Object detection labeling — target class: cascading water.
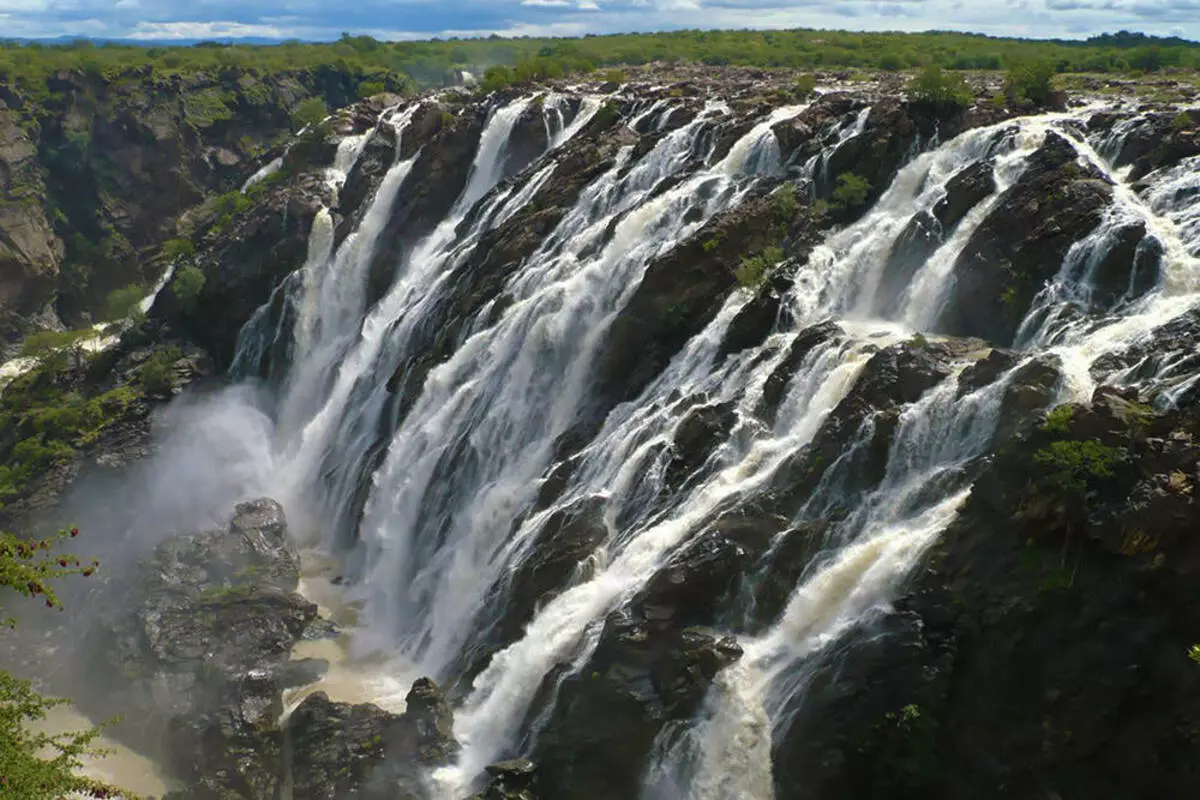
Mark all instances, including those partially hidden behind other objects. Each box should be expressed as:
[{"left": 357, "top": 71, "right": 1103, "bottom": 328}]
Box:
[{"left": 204, "top": 80, "right": 1200, "bottom": 800}]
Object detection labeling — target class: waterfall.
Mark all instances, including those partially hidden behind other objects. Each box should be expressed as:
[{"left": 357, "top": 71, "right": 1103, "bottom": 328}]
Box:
[{"left": 207, "top": 82, "right": 1200, "bottom": 799}]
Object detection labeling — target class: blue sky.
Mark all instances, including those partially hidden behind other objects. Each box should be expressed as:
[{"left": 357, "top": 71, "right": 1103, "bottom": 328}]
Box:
[{"left": 1, "top": 1, "right": 1198, "bottom": 42}]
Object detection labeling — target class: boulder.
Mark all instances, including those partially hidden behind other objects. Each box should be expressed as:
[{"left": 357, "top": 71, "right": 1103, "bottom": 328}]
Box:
[{"left": 938, "top": 132, "right": 1113, "bottom": 345}]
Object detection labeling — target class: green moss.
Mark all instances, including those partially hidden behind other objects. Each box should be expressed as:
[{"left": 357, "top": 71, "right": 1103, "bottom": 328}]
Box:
[
  {"left": 1033, "top": 439, "right": 1122, "bottom": 495},
  {"left": 182, "top": 87, "right": 234, "bottom": 128}
]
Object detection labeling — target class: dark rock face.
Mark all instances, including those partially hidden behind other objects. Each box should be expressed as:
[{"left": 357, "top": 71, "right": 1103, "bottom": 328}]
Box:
[
  {"left": 871, "top": 159, "right": 998, "bottom": 316},
  {"left": 771, "top": 393, "right": 1200, "bottom": 800},
  {"left": 533, "top": 626, "right": 742, "bottom": 800},
  {"left": 286, "top": 679, "right": 458, "bottom": 800},
  {"left": 938, "top": 132, "right": 1114, "bottom": 345},
  {"left": 84, "top": 498, "right": 459, "bottom": 799}
]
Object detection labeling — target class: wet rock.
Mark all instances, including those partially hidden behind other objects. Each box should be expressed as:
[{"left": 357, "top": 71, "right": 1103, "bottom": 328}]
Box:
[
  {"left": 533, "top": 626, "right": 742, "bottom": 800},
  {"left": 756, "top": 320, "right": 844, "bottom": 425},
  {"left": 497, "top": 496, "right": 608, "bottom": 645},
  {"left": 1087, "top": 221, "right": 1163, "bottom": 309},
  {"left": 471, "top": 759, "right": 540, "bottom": 800},
  {"left": 664, "top": 400, "right": 738, "bottom": 491},
  {"left": 939, "top": 132, "right": 1113, "bottom": 345},
  {"left": 287, "top": 678, "right": 459, "bottom": 800}
]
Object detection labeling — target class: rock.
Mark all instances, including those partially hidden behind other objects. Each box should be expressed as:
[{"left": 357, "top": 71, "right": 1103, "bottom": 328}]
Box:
[
  {"left": 663, "top": 400, "right": 738, "bottom": 492},
  {"left": 938, "top": 132, "right": 1113, "bottom": 345},
  {"left": 533, "top": 625, "right": 742, "bottom": 800},
  {"left": 757, "top": 320, "right": 844, "bottom": 425},
  {"left": 471, "top": 759, "right": 539, "bottom": 800},
  {"left": 287, "top": 678, "right": 459, "bottom": 800}
]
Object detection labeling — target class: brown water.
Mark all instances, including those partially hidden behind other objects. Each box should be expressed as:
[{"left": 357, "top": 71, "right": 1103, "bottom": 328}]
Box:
[{"left": 32, "top": 706, "right": 178, "bottom": 799}]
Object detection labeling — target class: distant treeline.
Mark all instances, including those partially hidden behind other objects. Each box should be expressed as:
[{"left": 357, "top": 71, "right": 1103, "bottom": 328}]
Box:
[{"left": 1, "top": 28, "right": 1197, "bottom": 96}]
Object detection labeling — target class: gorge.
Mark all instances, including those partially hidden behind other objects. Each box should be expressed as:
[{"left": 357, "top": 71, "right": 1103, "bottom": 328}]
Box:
[{"left": 2, "top": 61, "right": 1199, "bottom": 800}]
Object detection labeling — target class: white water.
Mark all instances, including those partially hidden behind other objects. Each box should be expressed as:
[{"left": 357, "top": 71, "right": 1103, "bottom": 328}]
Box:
[{"left": 193, "top": 88, "right": 1200, "bottom": 799}]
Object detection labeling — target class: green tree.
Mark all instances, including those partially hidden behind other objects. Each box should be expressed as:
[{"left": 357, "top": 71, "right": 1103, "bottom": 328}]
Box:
[
  {"left": 1005, "top": 60, "right": 1056, "bottom": 106},
  {"left": 291, "top": 96, "right": 328, "bottom": 129},
  {"left": 906, "top": 64, "right": 972, "bottom": 111},
  {"left": 1, "top": 527, "right": 130, "bottom": 799},
  {"left": 172, "top": 266, "right": 206, "bottom": 310}
]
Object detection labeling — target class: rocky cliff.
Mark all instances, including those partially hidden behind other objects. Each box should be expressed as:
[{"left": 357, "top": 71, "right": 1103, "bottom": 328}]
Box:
[{"left": 3, "top": 64, "right": 1200, "bottom": 800}]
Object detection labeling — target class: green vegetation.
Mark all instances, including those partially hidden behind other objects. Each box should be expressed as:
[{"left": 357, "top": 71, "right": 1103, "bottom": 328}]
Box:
[
  {"left": 291, "top": 96, "right": 329, "bottom": 129},
  {"left": 172, "top": 266, "right": 207, "bottom": 311},
  {"left": 136, "top": 348, "right": 182, "bottom": 396},
  {"left": 0, "top": 360, "right": 142, "bottom": 505},
  {"left": 907, "top": 65, "right": 973, "bottom": 111},
  {"left": 1041, "top": 405, "right": 1075, "bottom": 435},
  {"left": 163, "top": 238, "right": 196, "bottom": 262},
  {"left": 857, "top": 703, "right": 940, "bottom": 795},
  {"left": 772, "top": 183, "right": 799, "bottom": 220},
  {"left": 793, "top": 74, "right": 818, "bottom": 100},
  {"left": 831, "top": 173, "right": 872, "bottom": 211},
  {"left": 1034, "top": 439, "right": 1122, "bottom": 495},
  {"left": 1, "top": 29, "right": 1195, "bottom": 104},
  {"left": 735, "top": 246, "right": 784, "bottom": 289},
  {"left": 1, "top": 527, "right": 126, "bottom": 800},
  {"left": 1190, "top": 645, "right": 1200, "bottom": 665},
  {"left": 1005, "top": 60, "right": 1057, "bottom": 106},
  {"left": 103, "top": 284, "right": 145, "bottom": 322}
]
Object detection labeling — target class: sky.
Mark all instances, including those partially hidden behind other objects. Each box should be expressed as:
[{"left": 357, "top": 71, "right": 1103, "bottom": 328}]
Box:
[{"left": 1, "top": 0, "right": 1198, "bottom": 43}]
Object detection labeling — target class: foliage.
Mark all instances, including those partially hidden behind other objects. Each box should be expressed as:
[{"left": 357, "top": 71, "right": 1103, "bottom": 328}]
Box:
[
  {"left": 136, "top": 348, "right": 181, "bottom": 396},
  {"left": 735, "top": 246, "right": 784, "bottom": 289},
  {"left": 19, "top": 329, "right": 97, "bottom": 362},
  {"left": 1034, "top": 439, "right": 1122, "bottom": 495},
  {"left": 906, "top": 65, "right": 973, "bottom": 111},
  {"left": 601, "top": 68, "right": 627, "bottom": 83},
  {"left": 357, "top": 80, "right": 386, "bottom": 99},
  {"left": 163, "top": 238, "right": 196, "bottom": 261},
  {"left": 1190, "top": 645, "right": 1200, "bottom": 665},
  {"left": 831, "top": 172, "right": 872, "bottom": 211},
  {"left": 772, "top": 183, "right": 799, "bottom": 220},
  {"left": 291, "top": 96, "right": 329, "bottom": 129},
  {"left": 1041, "top": 405, "right": 1075, "bottom": 435},
  {"left": 794, "top": 74, "right": 818, "bottom": 99},
  {"left": 0, "top": 362, "right": 142, "bottom": 504},
  {"left": 0, "top": 527, "right": 129, "bottom": 800},
  {"left": 172, "top": 266, "right": 206, "bottom": 310},
  {"left": 103, "top": 284, "right": 145, "bottom": 322},
  {"left": 1005, "top": 60, "right": 1057, "bottom": 106}
]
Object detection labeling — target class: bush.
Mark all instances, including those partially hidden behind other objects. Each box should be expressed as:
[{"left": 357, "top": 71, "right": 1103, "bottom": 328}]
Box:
[
  {"left": 772, "top": 183, "right": 799, "bottom": 219},
  {"left": 1034, "top": 439, "right": 1122, "bottom": 495},
  {"left": 1, "top": 527, "right": 125, "bottom": 799},
  {"left": 1004, "top": 60, "right": 1056, "bottom": 106},
  {"left": 137, "top": 349, "right": 181, "bottom": 395},
  {"left": 601, "top": 68, "right": 627, "bottom": 83},
  {"left": 734, "top": 245, "right": 784, "bottom": 289},
  {"left": 357, "top": 80, "right": 386, "bottom": 98},
  {"left": 793, "top": 74, "right": 817, "bottom": 99},
  {"left": 172, "top": 266, "right": 206, "bottom": 310},
  {"left": 906, "top": 65, "right": 972, "bottom": 111},
  {"left": 291, "top": 96, "right": 328, "bottom": 129},
  {"left": 831, "top": 172, "right": 871, "bottom": 211},
  {"left": 163, "top": 238, "right": 195, "bottom": 261},
  {"left": 104, "top": 284, "right": 145, "bottom": 322}
]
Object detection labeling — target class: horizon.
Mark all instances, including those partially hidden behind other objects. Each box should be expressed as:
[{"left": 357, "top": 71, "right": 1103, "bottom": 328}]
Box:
[{"left": 2, "top": 1, "right": 1199, "bottom": 46}]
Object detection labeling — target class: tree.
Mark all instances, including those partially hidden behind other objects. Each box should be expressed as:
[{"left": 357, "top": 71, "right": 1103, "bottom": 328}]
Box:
[
  {"left": 906, "top": 64, "right": 972, "bottom": 112},
  {"left": 0, "top": 527, "right": 130, "bottom": 799},
  {"left": 1005, "top": 60, "right": 1056, "bottom": 106},
  {"left": 291, "top": 96, "right": 328, "bottom": 129},
  {"left": 172, "top": 266, "right": 206, "bottom": 311}
]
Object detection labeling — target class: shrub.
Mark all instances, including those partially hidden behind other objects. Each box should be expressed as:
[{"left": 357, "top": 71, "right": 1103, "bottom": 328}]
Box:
[
  {"left": 831, "top": 172, "right": 871, "bottom": 211},
  {"left": 734, "top": 246, "right": 784, "bottom": 289},
  {"left": 1034, "top": 439, "right": 1122, "bottom": 495},
  {"left": 137, "top": 349, "right": 181, "bottom": 395},
  {"left": 794, "top": 74, "right": 817, "bottom": 99},
  {"left": 104, "top": 284, "right": 145, "bottom": 322},
  {"left": 772, "top": 183, "right": 799, "bottom": 220},
  {"left": 600, "top": 68, "right": 627, "bottom": 84},
  {"left": 906, "top": 65, "right": 972, "bottom": 111},
  {"left": 163, "top": 238, "right": 195, "bottom": 261},
  {"left": 358, "top": 80, "right": 386, "bottom": 98},
  {"left": 172, "top": 266, "right": 206, "bottom": 310},
  {"left": 1005, "top": 60, "right": 1056, "bottom": 106},
  {"left": 291, "top": 96, "right": 328, "bottom": 129},
  {"left": 1041, "top": 405, "right": 1075, "bottom": 435}
]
